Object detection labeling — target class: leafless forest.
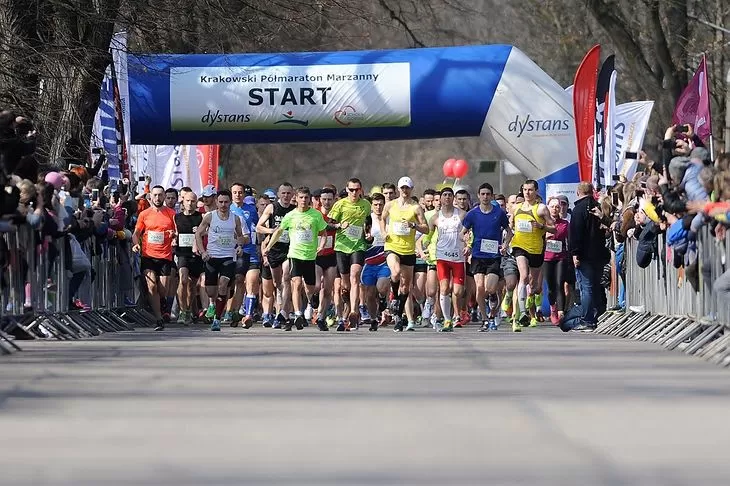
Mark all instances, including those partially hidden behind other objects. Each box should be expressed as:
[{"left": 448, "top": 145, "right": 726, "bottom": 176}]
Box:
[{"left": 1, "top": 0, "right": 728, "bottom": 191}]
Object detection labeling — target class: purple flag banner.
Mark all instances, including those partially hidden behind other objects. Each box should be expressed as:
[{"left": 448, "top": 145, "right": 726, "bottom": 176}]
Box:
[{"left": 673, "top": 56, "right": 711, "bottom": 141}]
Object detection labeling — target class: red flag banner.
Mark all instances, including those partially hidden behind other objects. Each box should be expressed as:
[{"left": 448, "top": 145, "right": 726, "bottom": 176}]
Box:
[
  {"left": 673, "top": 56, "right": 711, "bottom": 141},
  {"left": 197, "top": 145, "right": 220, "bottom": 188},
  {"left": 572, "top": 45, "right": 601, "bottom": 183}
]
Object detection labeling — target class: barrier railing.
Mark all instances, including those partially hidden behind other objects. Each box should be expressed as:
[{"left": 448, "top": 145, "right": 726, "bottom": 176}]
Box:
[
  {"left": 0, "top": 224, "right": 158, "bottom": 352},
  {"left": 598, "top": 223, "right": 730, "bottom": 366}
]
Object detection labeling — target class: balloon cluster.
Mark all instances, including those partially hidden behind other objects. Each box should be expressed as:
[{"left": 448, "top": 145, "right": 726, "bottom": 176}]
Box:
[{"left": 442, "top": 158, "right": 469, "bottom": 179}]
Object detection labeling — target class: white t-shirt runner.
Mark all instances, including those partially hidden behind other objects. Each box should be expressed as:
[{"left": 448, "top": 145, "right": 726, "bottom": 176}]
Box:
[
  {"left": 207, "top": 211, "right": 237, "bottom": 259},
  {"left": 435, "top": 210, "right": 464, "bottom": 262}
]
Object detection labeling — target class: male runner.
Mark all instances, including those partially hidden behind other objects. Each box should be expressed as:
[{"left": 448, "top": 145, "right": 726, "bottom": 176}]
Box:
[
  {"left": 175, "top": 190, "right": 204, "bottom": 325},
  {"left": 226, "top": 182, "right": 256, "bottom": 327},
  {"left": 264, "top": 186, "right": 327, "bottom": 331},
  {"left": 132, "top": 185, "right": 177, "bottom": 331},
  {"left": 462, "top": 183, "right": 512, "bottom": 332},
  {"left": 380, "top": 176, "right": 429, "bottom": 332},
  {"left": 314, "top": 187, "right": 339, "bottom": 331},
  {"left": 422, "top": 189, "right": 436, "bottom": 211},
  {"left": 510, "top": 179, "right": 556, "bottom": 331},
  {"left": 327, "top": 177, "right": 370, "bottom": 330},
  {"left": 195, "top": 190, "right": 247, "bottom": 331},
  {"left": 257, "top": 183, "right": 294, "bottom": 328},
  {"left": 454, "top": 188, "right": 476, "bottom": 325},
  {"left": 162, "top": 187, "right": 180, "bottom": 319},
  {"left": 164, "top": 188, "right": 179, "bottom": 210},
  {"left": 429, "top": 187, "right": 466, "bottom": 332},
  {"left": 199, "top": 185, "right": 217, "bottom": 213},
  {"left": 360, "top": 193, "right": 390, "bottom": 332},
  {"left": 381, "top": 183, "right": 396, "bottom": 202}
]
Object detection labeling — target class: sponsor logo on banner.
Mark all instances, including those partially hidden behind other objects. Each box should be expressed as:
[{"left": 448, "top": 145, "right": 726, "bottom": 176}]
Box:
[
  {"left": 169, "top": 63, "right": 411, "bottom": 131},
  {"left": 593, "top": 55, "right": 615, "bottom": 188},
  {"left": 507, "top": 115, "right": 570, "bottom": 138},
  {"left": 673, "top": 55, "right": 712, "bottom": 141},
  {"left": 614, "top": 101, "right": 654, "bottom": 179}
]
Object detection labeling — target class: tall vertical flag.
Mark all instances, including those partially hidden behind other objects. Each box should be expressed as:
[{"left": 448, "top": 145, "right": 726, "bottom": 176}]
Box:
[
  {"left": 604, "top": 70, "right": 618, "bottom": 185},
  {"left": 593, "top": 54, "right": 615, "bottom": 189},
  {"left": 197, "top": 145, "right": 220, "bottom": 188},
  {"left": 615, "top": 101, "right": 654, "bottom": 180},
  {"left": 673, "top": 55, "right": 712, "bottom": 141},
  {"left": 572, "top": 45, "right": 601, "bottom": 183}
]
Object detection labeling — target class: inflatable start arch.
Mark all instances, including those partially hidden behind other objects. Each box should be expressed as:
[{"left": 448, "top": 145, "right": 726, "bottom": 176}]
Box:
[{"left": 129, "top": 44, "right": 579, "bottom": 192}]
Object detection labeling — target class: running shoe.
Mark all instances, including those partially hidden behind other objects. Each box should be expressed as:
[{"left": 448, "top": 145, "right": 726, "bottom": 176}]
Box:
[
  {"left": 393, "top": 318, "right": 404, "bottom": 332},
  {"left": 210, "top": 319, "right": 221, "bottom": 332},
  {"left": 336, "top": 319, "right": 347, "bottom": 332},
  {"left": 405, "top": 321, "right": 416, "bottom": 332},
  {"left": 529, "top": 317, "right": 539, "bottom": 328},
  {"left": 359, "top": 305, "right": 371, "bottom": 322},
  {"left": 317, "top": 319, "right": 329, "bottom": 332},
  {"left": 422, "top": 300, "right": 433, "bottom": 320},
  {"left": 242, "top": 315, "right": 254, "bottom": 329},
  {"left": 550, "top": 305, "right": 560, "bottom": 325},
  {"left": 536, "top": 309, "right": 545, "bottom": 323},
  {"left": 176, "top": 311, "right": 187, "bottom": 325},
  {"left": 325, "top": 315, "right": 336, "bottom": 329},
  {"left": 348, "top": 312, "right": 359, "bottom": 331},
  {"left": 512, "top": 318, "right": 522, "bottom": 333},
  {"left": 368, "top": 320, "right": 378, "bottom": 332},
  {"left": 478, "top": 320, "right": 490, "bottom": 332},
  {"left": 470, "top": 307, "right": 479, "bottom": 323},
  {"left": 154, "top": 320, "right": 165, "bottom": 332},
  {"left": 380, "top": 312, "right": 392, "bottom": 328},
  {"left": 222, "top": 311, "right": 235, "bottom": 327},
  {"left": 439, "top": 320, "right": 453, "bottom": 332},
  {"left": 519, "top": 313, "right": 530, "bottom": 327},
  {"left": 272, "top": 319, "right": 282, "bottom": 330},
  {"left": 490, "top": 316, "right": 500, "bottom": 331},
  {"left": 262, "top": 313, "right": 273, "bottom": 328},
  {"left": 284, "top": 319, "right": 293, "bottom": 331},
  {"left": 304, "top": 305, "right": 313, "bottom": 321},
  {"left": 204, "top": 303, "right": 216, "bottom": 321},
  {"left": 294, "top": 314, "right": 306, "bottom": 330}
]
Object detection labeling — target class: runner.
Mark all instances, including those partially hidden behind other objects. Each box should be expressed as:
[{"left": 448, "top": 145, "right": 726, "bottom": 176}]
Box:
[
  {"left": 132, "top": 185, "right": 177, "bottom": 331},
  {"left": 381, "top": 183, "right": 396, "bottom": 202},
  {"left": 423, "top": 195, "right": 442, "bottom": 329},
  {"left": 256, "top": 183, "right": 294, "bottom": 329},
  {"left": 314, "top": 187, "right": 339, "bottom": 331},
  {"left": 195, "top": 190, "right": 247, "bottom": 331},
  {"left": 543, "top": 196, "right": 571, "bottom": 325},
  {"left": 510, "top": 179, "right": 556, "bottom": 332},
  {"left": 454, "top": 187, "right": 476, "bottom": 325},
  {"left": 174, "top": 190, "right": 204, "bottom": 325},
  {"left": 461, "top": 183, "right": 512, "bottom": 332},
  {"left": 422, "top": 189, "right": 436, "bottom": 211},
  {"left": 429, "top": 187, "right": 467, "bottom": 332},
  {"left": 380, "top": 176, "right": 429, "bottom": 332},
  {"left": 164, "top": 188, "right": 178, "bottom": 210},
  {"left": 360, "top": 193, "right": 390, "bottom": 332},
  {"left": 199, "top": 185, "right": 217, "bottom": 213},
  {"left": 327, "top": 177, "right": 371, "bottom": 331},
  {"left": 226, "top": 182, "right": 255, "bottom": 327},
  {"left": 263, "top": 186, "right": 327, "bottom": 331}
]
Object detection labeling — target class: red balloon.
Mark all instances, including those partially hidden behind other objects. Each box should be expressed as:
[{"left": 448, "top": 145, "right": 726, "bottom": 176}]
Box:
[
  {"left": 442, "top": 158, "right": 456, "bottom": 178},
  {"left": 452, "top": 159, "right": 469, "bottom": 178}
]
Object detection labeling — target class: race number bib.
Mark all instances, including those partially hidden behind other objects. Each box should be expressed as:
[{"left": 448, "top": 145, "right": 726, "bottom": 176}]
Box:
[
  {"left": 546, "top": 239, "right": 563, "bottom": 253},
  {"left": 147, "top": 231, "right": 165, "bottom": 245},
  {"left": 344, "top": 225, "right": 363, "bottom": 239},
  {"left": 373, "top": 233, "right": 385, "bottom": 246},
  {"left": 293, "top": 229, "right": 313, "bottom": 244},
  {"left": 324, "top": 235, "right": 334, "bottom": 249},
  {"left": 278, "top": 230, "right": 290, "bottom": 244},
  {"left": 480, "top": 239, "right": 499, "bottom": 254},
  {"left": 218, "top": 235, "right": 234, "bottom": 248},
  {"left": 516, "top": 219, "right": 533, "bottom": 233},
  {"left": 392, "top": 221, "right": 411, "bottom": 236},
  {"left": 436, "top": 248, "right": 461, "bottom": 261},
  {"left": 178, "top": 234, "right": 194, "bottom": 248}
]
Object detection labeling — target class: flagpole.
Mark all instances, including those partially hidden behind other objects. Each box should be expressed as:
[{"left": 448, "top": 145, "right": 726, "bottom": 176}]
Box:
[{"left": 704, "top": 55, "right": 716, "bottom": 161}]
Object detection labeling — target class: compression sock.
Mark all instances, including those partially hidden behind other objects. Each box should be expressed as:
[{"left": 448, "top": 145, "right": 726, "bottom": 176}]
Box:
[
  {"left": 517, "top": 283, "right": 527, "bottom": 314},
  {"left": 440, "top": 294, "right": 452, "bottom": 321}
]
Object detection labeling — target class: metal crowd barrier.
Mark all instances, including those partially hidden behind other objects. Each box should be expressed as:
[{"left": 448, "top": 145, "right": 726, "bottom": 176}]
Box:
[
  {"left": 0, "top": 224, "right": 157, "bottom": 352},
  {"left": 598, "top": 224, "right": 730, "bottom": 367}
]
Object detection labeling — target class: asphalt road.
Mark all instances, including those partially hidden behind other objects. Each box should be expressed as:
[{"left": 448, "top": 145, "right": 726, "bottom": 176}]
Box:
[{"left": 1, "top": 323, "right": 729, "bottom": 485}]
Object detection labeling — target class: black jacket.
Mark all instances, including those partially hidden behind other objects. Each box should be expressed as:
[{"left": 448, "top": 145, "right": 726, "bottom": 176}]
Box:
[{"left": 570, "top": 196, "right": 610, "bottom": 264}]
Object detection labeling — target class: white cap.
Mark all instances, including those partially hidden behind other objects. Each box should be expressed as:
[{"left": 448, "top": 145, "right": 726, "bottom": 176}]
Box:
[
  {"left": 201, "top": 184, "right": 217, "bottom": 197},
  {"left": 397, "top": 176, "right": 414, "bottom": 189}
]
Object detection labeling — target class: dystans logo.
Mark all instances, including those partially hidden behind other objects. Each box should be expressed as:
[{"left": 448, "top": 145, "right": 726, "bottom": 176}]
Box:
[
  {"left": 334, "top": 105, "right": 365, "bottom": 126},
  {"left": 508, "top": 114, "right": 571, "bottom": 138},
  {"left": 275, "top": 110, "right": 309, "bottom": 127}
]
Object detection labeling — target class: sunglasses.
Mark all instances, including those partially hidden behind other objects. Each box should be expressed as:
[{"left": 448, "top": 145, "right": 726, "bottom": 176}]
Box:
[{"left": 347, "top": 187, "right": 360, "bottom": 192}]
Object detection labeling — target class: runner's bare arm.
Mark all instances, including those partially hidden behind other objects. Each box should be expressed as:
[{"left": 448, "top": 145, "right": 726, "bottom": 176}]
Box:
[
  {"left": 380, "top": 202, "right": 391, "bottom": 237},
  {"left": 538, "top": 204, "right": 557, "bottom": 234},
  {"left": 256, "top": 204, "right": 274, "bottom": 234},
  {"left": 263, "top": 227, "right": 283, "bottom": 254},
  {"left": 195, "top": 213, "right": 211, "bottom": 252},
  {"left": 234, "top": 216, "right": 249, "bottom": 246},
  {"left": 414, "top": 205, "right": 429, "bottom": 234}
]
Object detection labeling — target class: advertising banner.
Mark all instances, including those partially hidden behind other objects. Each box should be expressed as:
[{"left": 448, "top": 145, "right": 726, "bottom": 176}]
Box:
[
  {"left": 593, "top": 55, "right": 615, "bottom": 188},
  {"left": 615, "top": 101, "right": 654, "bottom": 179},
  {"left": 673, "top": 55, "right": 712, "bottom": 141},
  {"left": 572, "top": 45, "right": 600, "bottom": 183}
]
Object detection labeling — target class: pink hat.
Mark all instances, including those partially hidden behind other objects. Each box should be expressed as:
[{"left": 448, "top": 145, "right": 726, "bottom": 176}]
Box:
[{"left": 45, "top": 172, "right": 64, "bottom": 190}]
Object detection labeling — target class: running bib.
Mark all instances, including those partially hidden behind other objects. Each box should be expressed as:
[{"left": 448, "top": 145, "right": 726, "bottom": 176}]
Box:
[
  {"left": 480, "top": 239, "right": 499, "bottom": 254},
  {"left": 147, "top": 231, "right": 165, "bottom": 245},
  {"left": 218, "top": 235, "right": 234, "bottom": 247},
  {"left": 373, "top": 233, "right": 385, "bottom": 246},
  {"left": 392, "top": 221, "right": 411, "bottom": 236},
  {"left": 344, "top": 225, "right": 363, "bottom": 239},
  {"left": 279, "top": 230, "right": 290, "bottom": 244},
  {"left": 546, "top": 239, "right": 563, "bottom": 253},
  {"left": 516, "top": 220, "right": 533, "bottom": 233},
  {"left": 436, "top": 248, "right": 461, "bottom": 260},
  {"left": 178, "top": 234, "right": 194, "bottom": 248},
  {"left": 324, "top": 235, "right": 333, "bottom": 249},
  {"left": 293, "top": 229, "right": 313, "bottom": 244}
]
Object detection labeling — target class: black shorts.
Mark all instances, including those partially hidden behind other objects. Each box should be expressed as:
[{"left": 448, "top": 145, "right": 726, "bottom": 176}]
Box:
[
  {"left": 290, "top": 258, "right": 317, "bottom": 286},
  {"left": 414, "top": 263, "right": 428, "bottom": 274},
  {"left": 262, "top": 251, "right": 288, "bottom": 280},
  {"left": 386, "top": 251, "right": 416, "bottom": 267},
  {"left": 512, "top": 247, "right": 545, "bottom": 269},
  {"left": 176, "top": 254, "right": 204, "bottom": 278},
  {"left": 204, "top": 257, "right": 236, "bottom": 286},
  {"left": 465, "top": 261, "right": 474, "bottom": 278},
  {"left": 316, "top": 253, "right": 338, "bottom": 270},
  {"left": 428, "top": 264, "right": 437, "bottom": 272},
  {"left": 141, "top": 256, "right": 173, "bottom": 277},
  {"left": 471, "top": 257, "right": 502, "bottom": 277},
  {"left": 235, "top": 253, "right": 250, "bottom": 276},
  {"left": 336, "top": 251, "right": 365, "bottom": 275}
]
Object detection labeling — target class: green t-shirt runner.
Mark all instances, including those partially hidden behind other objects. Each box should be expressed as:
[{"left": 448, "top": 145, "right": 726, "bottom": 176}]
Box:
[
  {"left": 280, "top": 208, "right": 328, "bottom": 261},
  {"left": 328, "top": 197, "right": 371, "bottom": 253}
]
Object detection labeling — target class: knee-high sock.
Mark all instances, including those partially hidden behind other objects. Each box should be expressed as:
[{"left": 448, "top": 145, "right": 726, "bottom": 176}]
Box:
[
  {"left": 439, "top": 294, "right": 452, "bottom": 321},
  {"left": 517, "top": 283, "right": 527, "bottom": 313}
]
